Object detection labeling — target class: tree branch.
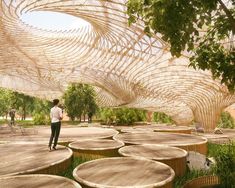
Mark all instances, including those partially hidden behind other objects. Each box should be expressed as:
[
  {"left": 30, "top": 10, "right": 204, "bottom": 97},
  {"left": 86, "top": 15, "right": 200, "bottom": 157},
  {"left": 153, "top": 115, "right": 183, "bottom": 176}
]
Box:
[{"left": 218, "top": 0, "right": 235, "bottom": 34}]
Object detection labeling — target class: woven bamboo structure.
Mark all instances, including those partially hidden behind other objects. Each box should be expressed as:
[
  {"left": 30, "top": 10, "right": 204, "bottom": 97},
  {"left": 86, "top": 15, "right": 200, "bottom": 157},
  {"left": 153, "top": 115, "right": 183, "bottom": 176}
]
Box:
[
  {"left": 73, "top": 157, "right": 175, "bottom": 188},
  {"left": 0, "top": 0, "right": 235, "bottom": 131},
  {"left": 0, "top": 143, "right": 73, "bottom": 177},
  {"left": 183, "top": 176, "right": 220, "bottom": 188},
  {"left": 69, "top": 139, "right": 124, "bottom": 159},
  {"left": 0, "top": 174, "right": 82, "bottom": 188},
  {"left": 119, "top": 144, "right": 188, "bottom": 176}
]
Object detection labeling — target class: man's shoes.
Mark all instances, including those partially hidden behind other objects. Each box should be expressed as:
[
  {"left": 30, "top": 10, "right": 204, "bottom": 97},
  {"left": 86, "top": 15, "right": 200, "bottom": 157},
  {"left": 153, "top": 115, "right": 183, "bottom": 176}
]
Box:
[
  {"left": 48, "top": 146, "right": 52, "bottom": 151},
  {"left": 53, "top": 146, "right": 57, "bottom": 150}
]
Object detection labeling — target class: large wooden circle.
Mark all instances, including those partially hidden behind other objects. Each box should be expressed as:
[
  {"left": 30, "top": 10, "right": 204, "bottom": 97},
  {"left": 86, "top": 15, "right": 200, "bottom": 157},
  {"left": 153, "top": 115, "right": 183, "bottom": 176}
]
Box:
[
  {"left": 69, "top": 139, "right": 124, "bottom": 158},
  {"left": 0, "top": 174, "right": 81, "bottom": 188},
  {"left": 154, "top": 126, "right": 192, "bottom": 134},
  {"left": 121, "top": 127, "right": 154, "bottom": 133},
  {"left": 73, "top": 157, "right": 175, "bottom": 188},
  {"left": 0, "top": 127, "right": 119, "bottom": 144},
  {"left": 119, "top": 144, "right": 187, "bottom": 176},
  {"left": 0, "top": 143, "right": 72, "bottom": 177},
  {"left": 40, "top": 127, "right": 119, "bottom": 143},
  {"left": 114, "top": 132, "right": 208, "bottom": 155}
]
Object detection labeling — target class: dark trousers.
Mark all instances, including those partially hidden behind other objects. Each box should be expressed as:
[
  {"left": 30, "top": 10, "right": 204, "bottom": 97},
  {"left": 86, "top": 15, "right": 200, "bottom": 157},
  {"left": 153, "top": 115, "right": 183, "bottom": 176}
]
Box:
[{"left": 49, "top": 122, "right": 61, "bottom": 147}]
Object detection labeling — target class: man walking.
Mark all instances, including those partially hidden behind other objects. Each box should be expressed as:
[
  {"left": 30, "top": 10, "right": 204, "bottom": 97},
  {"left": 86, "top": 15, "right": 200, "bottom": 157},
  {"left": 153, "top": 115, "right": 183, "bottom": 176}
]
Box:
[{"left": 49, "top": 99, "right": 63, "bottom": 151}]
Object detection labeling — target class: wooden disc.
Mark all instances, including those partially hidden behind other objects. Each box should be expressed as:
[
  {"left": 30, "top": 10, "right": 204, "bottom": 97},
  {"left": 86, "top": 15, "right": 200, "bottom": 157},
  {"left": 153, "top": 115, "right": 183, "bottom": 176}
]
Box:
[
  {"left": 69, "top": 139, "right": 124, "bottom": 158},
  {"left": 69, "top": 139, "right": 124, "bottom": 151},
  {"left": 119, "top": 144, "right": 187, "bottom": 160},
  {"left": 154, "top": 126, "right": 192, "bottom": 134},
  {"left": 0, "top": 127, "right": 118, "bottom": 143},
  {"left": 0, "top": 174, "right": 81, "bottom": 188},
  {"left": 119, "top": 144, "right": 188, "bottom": 176},
  {"left": 0, "top": 143, "right": 72, "bottom": 176},
  {"left": 73, "top": 157, "right": 175, "bottom": 188},
  {"left": 114, "top": 132, "right": 207, "bottom": 155},
  {"left": 121, "top": 128, "right": 153, "bottom": 133}
]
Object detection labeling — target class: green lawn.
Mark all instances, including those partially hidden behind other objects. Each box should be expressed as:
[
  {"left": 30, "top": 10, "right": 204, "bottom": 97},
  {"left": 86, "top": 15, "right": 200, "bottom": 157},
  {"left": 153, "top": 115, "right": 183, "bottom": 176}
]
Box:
[{"left": 59, "top": 143, "right": 235, "bottom": 188}]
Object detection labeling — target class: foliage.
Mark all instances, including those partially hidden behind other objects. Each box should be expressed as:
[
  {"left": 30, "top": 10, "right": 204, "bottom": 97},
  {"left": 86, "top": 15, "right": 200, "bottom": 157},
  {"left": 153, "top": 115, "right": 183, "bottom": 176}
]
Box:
[
  {"left": 0, "top": 119, "right": 7, "bottom": 125},
  {"left": 153, "top": 112, "right": 174, "bottom": 124},
  {"left": 213, "top": 143, "right": 235, "bottom": 187},
  {"left": 33, "top": 113, "right": 49, "bottom": 125},
  {"left": 63, "top": 83, "right": 98, "bottom": 121},
  {"left": 0, "top": 87, "right": 52, "bottom": 121},
  {"left": 11, "top": 92, "right": 35, "bottom": 120},
  {"left": 33, "top": 98, "right": 52, "bottom": 115},
  {"left": 217, "top": 111, "right": 235, "bottom": 128},
  {"left": 174, "top": 169, "right": 212, "bottom": 188},
  {"left": 127, "top": 0, "right": 235, "bottom": 91},
  {"left": 98, "top": 108, "right": 116, "bottom": 125},
  {"left": 32, "top": 99, "right": 51, "bottom": 125},
  {"left": 59, "top": 157, "right": 90, "bottom": 180},
  {"left": 98, "top": 107, "right": 146, "bottom": 125},
  {"left": 0, "top": 88, "right": 13, "bottom": 117}
]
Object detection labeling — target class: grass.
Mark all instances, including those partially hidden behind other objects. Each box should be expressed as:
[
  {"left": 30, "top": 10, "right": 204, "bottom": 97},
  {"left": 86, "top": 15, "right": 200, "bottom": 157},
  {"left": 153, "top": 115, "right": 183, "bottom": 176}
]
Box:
[
  {"left": 173, "top": 168, "right": 214, "bottom": 188},
  {"left": 57, "top": 143, "right": 235, "bottom": 187},
  {"left": 59, "top": 157, "right": 91, "bottom": 180}
]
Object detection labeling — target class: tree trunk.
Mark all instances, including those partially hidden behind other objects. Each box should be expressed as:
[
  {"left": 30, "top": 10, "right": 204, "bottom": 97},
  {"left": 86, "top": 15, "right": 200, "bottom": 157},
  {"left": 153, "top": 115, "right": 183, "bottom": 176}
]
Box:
[
  {"left": 83, "top": 114, "right": 86, "bottom": 122},
  {"left": 23, "top": 106, "right": 26, "bottom": 120}
]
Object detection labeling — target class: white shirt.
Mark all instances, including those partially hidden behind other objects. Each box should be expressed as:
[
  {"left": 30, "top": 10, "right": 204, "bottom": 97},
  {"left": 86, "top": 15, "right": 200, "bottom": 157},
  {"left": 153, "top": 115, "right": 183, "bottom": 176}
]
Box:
[{"left": 50, "top": 106, "right": 63, "bottom": 123}]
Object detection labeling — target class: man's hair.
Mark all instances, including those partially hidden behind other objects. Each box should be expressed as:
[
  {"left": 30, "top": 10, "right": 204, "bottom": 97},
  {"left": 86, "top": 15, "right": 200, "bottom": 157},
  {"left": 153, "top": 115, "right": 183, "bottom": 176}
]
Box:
[{"left": 53, "top": 99, "right": 59, "bottom": 106}]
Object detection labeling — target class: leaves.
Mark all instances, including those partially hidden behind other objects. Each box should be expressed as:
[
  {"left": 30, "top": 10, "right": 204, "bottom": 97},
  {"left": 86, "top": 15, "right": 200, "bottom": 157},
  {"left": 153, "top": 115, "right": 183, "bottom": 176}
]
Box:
[
  {"left": 127, "top": 0, "right": 235, "bottom": 91},
  {"left": 63, "top": 83, "right": 98, "bottom": 121},
  {"left": 217, "top": 111, "right": 235, "bottom": 128},
  {"left": 98, "top": 107, "right": 146, "bottom": 125},
  {"left": 153, "top": 111, "right": 174, "bottom": 124}
]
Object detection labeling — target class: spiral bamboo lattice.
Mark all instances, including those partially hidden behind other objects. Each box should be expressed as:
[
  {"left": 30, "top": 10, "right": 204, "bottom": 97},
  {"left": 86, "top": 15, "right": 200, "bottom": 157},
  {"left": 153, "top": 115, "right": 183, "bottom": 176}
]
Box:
[{"left": 0, "top": 0, "right": 235, "bottom": 131}]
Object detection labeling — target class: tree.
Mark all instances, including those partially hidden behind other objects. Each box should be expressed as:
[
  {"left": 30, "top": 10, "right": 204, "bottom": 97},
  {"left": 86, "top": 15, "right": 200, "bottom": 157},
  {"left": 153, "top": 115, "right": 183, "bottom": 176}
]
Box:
[
  {"left": 63, "top": 83, "right": 98, "bottom": 121},
  {"left": 11, "top": 92, "right": 35, "bottom": 120},
  {"left": 33, "top": 99, "right": 52, "bottom": 125},
  {"left": 0, "top": 88, "right": 13, "bottom": 118},
  {"left": 82, "top": 84, "right": 98, "bottom": 122},
  {"left": 127, "top": 0, "right": 235, "bottom": 91}
]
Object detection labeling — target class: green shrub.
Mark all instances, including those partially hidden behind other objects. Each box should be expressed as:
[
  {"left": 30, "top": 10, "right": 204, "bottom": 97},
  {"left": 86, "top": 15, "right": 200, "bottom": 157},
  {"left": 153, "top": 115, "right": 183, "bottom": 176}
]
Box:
[
  {"left": 213, "top": 143, "right": 235, "bottom": 188},
  {"left": 115, "top": 108, "right": 137, "bottom": 125},
  {"left": 33, "top": 113, "right": 50, "bottom": 125},
  {"left": 153, "top": 112, "right": 174, "bottom": 124},
  {"left": 217, "top": 112, "right": 235, "bottom": 129},
  {"left": 98, "top": 107, "right": 146, "bottom": 125},
  {"left": 98, "top": 108, "right": 116, "bottom": 125}
]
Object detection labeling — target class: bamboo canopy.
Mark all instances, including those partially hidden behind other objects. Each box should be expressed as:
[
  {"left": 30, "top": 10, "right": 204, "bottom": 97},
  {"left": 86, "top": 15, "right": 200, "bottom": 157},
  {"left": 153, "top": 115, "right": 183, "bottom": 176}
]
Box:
[{"left": 0, "top": 0, "right": 234, "bottom": 131}]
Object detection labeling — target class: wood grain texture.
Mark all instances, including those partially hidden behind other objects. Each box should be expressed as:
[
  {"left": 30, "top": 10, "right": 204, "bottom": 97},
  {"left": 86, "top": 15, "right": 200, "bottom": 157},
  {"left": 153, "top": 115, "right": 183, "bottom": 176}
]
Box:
[
  {"left": 73, "top": 157, "right": 175, "bottom": 188},
  {"left": 119, "top": 145, "right": 187, "bottom": 176},
  {"left": 114, "top": 132, "right": 208, "bottom": 154},
  {"left": 0, "top": 127, "right": 118, "bottom": 143},
  {"left": 0, "top": 174, "right": 82, "bottom": 188},
  {"left": 69, "top": 139, "right": 124, "bottom": 158},
  {"left": 0, "top": 143, "right": 72, "bottom": 177}
]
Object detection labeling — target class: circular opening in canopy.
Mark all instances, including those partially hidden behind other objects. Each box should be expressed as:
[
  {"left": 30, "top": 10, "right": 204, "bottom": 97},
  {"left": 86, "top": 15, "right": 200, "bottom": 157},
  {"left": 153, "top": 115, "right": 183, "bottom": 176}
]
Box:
[{"left": 20, "top": 11, "right": 90, "bottom": 31}]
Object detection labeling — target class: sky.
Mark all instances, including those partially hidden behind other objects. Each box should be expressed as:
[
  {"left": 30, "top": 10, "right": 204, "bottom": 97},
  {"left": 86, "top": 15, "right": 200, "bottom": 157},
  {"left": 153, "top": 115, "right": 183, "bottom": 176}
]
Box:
[{"left": 20, "top": 11, "right": 90, "bottom": 31}]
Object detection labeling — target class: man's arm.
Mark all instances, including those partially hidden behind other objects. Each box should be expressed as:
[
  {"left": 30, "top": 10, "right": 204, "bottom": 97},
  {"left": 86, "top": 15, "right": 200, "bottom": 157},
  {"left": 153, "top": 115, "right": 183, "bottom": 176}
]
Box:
[
  {"left": 50, "top": 109, "right": 53, "bottom": 120},
  {"left": 59, "top": 108, "right": 63, "bottom": 120}
]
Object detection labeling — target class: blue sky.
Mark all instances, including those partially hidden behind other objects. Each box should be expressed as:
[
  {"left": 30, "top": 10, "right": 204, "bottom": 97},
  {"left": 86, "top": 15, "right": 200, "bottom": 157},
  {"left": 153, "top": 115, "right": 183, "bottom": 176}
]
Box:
[{"left": 20, "top": 11, "right": 89, "bottom": 30}]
